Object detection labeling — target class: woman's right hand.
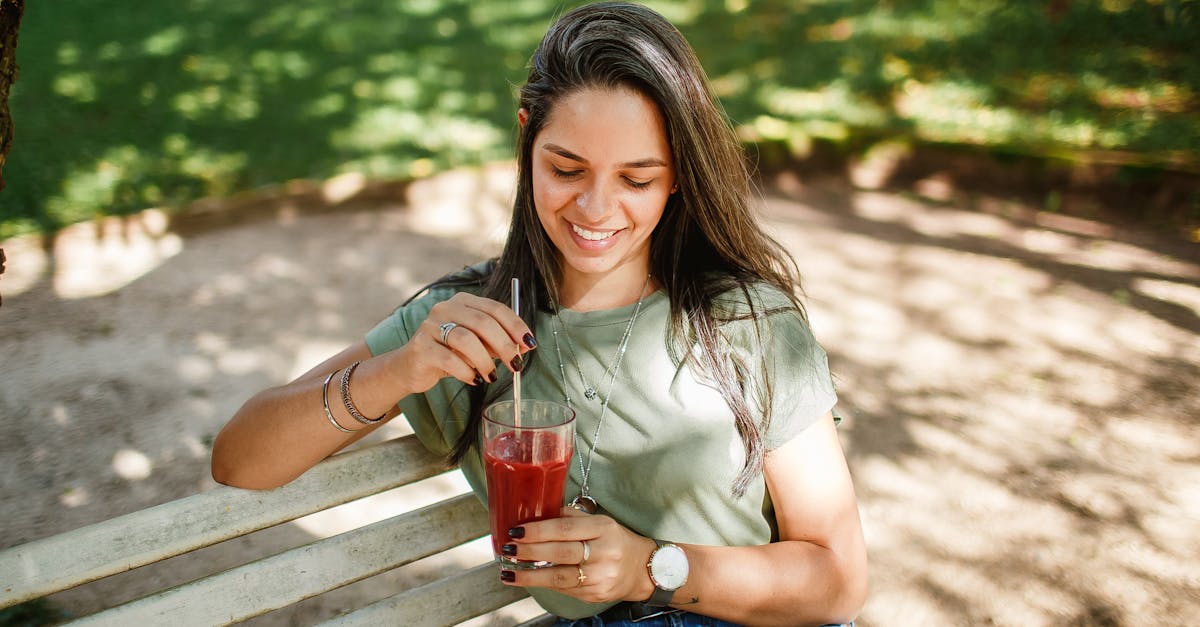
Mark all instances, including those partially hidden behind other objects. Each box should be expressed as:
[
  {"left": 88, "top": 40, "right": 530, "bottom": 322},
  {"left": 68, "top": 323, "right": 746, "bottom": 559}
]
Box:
[{"left": 393, "top": 292, "right": 537, "bottom": 395}]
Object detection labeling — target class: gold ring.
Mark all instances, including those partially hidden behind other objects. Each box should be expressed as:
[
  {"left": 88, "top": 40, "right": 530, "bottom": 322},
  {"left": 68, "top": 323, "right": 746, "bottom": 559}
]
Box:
[
  {"left": 580, "top": 540, "right": 590, "bottom": 565},
  {"left": 576, "top": 565, "right": 587, "bottom": 587}
]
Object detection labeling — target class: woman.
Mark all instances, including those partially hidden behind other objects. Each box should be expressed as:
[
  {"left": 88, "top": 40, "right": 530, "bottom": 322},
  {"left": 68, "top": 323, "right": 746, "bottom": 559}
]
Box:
[{"left": 211, "top": 3, "right": 866, "bottom": 625}]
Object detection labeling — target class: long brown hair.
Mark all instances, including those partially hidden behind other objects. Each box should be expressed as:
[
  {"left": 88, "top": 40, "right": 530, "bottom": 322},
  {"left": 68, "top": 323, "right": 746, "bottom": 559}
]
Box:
[{"left": 430, "top": 2, "right": 805, "bottom": 496}]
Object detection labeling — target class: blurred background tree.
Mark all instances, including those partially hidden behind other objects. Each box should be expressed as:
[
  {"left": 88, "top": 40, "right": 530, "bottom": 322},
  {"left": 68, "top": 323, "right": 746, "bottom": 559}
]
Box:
[
  {"left": 0, "top": 0, "right": 23, "bottom": 192},
  {"left": 0, "top": 0, "right": 1196, "bottom": 241}
]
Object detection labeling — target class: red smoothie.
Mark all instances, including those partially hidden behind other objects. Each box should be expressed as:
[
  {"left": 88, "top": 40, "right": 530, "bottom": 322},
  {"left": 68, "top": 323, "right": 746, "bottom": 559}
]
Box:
[{"left": 483, "top": 430, "right": 571, "bottom": 559}]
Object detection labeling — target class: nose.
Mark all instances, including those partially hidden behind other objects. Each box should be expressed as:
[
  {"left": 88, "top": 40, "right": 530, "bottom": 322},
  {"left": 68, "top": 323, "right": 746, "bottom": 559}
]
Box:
[{"left": 576, "top": 180, "right": 614, "bottom": 223}]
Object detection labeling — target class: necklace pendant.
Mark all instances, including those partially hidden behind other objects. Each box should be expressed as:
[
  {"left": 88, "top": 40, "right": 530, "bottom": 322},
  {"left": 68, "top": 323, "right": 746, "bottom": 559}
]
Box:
[
  {"left": 584, "top": 387, "right": 597, "bottom": 401},
  {"left": 570, "top": 494, "right": 599, "bottom": 514}
]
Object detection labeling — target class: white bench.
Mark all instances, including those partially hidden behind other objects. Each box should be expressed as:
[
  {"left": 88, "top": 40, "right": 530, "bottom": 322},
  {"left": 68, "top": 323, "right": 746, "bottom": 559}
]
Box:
[{"left": 0, "top": 435, "right": 554, "bottom": 626}]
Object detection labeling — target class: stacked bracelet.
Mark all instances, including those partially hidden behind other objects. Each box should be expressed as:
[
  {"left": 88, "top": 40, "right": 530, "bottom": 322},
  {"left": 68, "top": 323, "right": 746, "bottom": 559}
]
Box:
[
  {"left": 322, "top": 370, "right": 355, "bottom": 434},
  {"left": 340, "top": 361, "right": 386, "bottom": 425}
]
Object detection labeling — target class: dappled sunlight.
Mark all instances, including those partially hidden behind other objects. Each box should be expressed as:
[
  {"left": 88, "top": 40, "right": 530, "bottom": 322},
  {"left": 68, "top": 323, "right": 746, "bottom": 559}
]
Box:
[
  {"left": 24, "top": 211, "right": 184, "bottom": 300},
  {"left": 0, "top": 237, "right": 46, "bottom": 299},
  {"left": 112, "top": 449, "right": 154, "bottom": 481},
  {"left": 58, "top": 487, "right": 90, "bottom": 509},
  {"left": 176, "top": 355, "right": 215, "bottom": 384},
  {"left": 5, "top": 0, "right": 550, "bottom": 239},
  {"left": 289, "top": 472, "right": 472, "bottom": 539},
  {"left": 684, "top": 0, "right": 1199, "bottom": 184},
  {"left": 286, "top": 340, "right": 353, "bottom": 381},
  {"left": 1134, "top": 276, "right": 1200, "bottom": 315},
  {"left": 899, "top": 79, "right": 1125, "bottom": 148},
  {"left": 0, "top": 179, "right": 500, "bottom": 623},
  {"left": 7, "top": 0, "right": 1196, "bottom": 243},
  {"left": 2, "top": 170, "right": 1195, "bottom": 621},
  {"left": 854, "top": 2, "right": 990, "bottom": 42},
  {"left": 1, "top": 0, "right": 1194, "bottom": 617},
  {"left": 52, "top": 71, "right": 97, "bottom": 103},
  {"left": 321, "top": 172, "right": 367, "bottom": 205},
  {"left": 763, "top": 83, "right": 891, "bottom": 130},
  {"left": 758, "top": 174, "right": 1200, "bottom": 621},
  {"left": 403, "top": 162, "right": 515, "bottom": 243}
]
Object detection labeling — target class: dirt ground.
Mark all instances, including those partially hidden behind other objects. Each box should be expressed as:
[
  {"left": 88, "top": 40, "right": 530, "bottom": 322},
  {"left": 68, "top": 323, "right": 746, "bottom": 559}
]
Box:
[{"left": 1, "top": 163, "right": 1198, "bottom": 625}]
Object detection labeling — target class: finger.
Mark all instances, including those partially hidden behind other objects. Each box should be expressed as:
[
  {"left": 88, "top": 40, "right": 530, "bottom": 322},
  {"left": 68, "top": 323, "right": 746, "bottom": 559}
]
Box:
[
  {"left": 425, "top": 334, "right": 484, "bottom": 386},
  {"left": 503, "top": 540, "right": 589, "bottom": 565},
  {"left": 419, "top": 318, "right": 492, "bottom": 383},
  {"left": 429, "top": 317, "right": 499, "bottom": 381},
  {"left": 501, "top": 564, "right": 588, "bottom": 591},
  {"left": 455, "top": 305, "right": 524, "bottom": 372},
  {"left": 437, "top": 296, "right": 534, "bottom": 373},
  {"left": 512, "top": 516, "right": 603, "bottom": 543},
  {"left": 461, "top": 303, "right": 532, "bottom": 373},
  {"left": 454, "top": 293, "right": 538, "bottom": 351}
]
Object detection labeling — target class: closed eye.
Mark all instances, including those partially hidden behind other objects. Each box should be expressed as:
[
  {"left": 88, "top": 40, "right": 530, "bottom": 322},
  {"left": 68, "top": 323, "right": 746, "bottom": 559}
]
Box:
[
  {"left": 552, "top": 167, "right": 582, "bottom": 179},
  {"left": 624, "top": 177, "right": 652, "bottom": 190}
]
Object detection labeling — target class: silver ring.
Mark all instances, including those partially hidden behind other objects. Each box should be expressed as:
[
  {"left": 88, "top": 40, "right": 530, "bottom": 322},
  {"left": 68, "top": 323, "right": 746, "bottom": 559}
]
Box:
[
  {"left": 580, "top": 540, "right": 590, "bottom": 565},
  {"left": 576, "top": 565, "right": 587, "bottom": 587},
  {"left": 439, "top": 322, "right": 459, "bottom": 345}
]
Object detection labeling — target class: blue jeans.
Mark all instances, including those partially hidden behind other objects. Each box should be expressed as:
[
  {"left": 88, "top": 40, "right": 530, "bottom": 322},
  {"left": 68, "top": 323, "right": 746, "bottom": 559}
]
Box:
[{"left": 553, "top": 612, "right": 854, "bottom": 627}]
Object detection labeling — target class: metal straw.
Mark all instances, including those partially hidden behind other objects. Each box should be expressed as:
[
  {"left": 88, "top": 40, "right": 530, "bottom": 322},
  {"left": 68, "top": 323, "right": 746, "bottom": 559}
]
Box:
[{"left": 511, "top": 277, "right": 522, "bottom": 427}]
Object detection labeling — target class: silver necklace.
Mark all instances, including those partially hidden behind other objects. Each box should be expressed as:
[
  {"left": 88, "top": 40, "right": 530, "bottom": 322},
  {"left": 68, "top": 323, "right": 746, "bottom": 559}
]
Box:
[{"left": 551, "top": 274, "right": 651, "bottom": 514}]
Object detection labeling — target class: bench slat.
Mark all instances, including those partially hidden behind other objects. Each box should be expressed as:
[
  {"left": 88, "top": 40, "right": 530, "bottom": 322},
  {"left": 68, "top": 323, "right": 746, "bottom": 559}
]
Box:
[
  {"left": 516, "top": 615, "right": 560, "bottom": 627},
  {"left": 0, "top": 435, "right": 445, "bottom": 608},
  {"left": 69, "top": 494, "right": 489, "bottom": 626},
  {"left": 321, "top": 562, "right": 529, "bottom": 627}
]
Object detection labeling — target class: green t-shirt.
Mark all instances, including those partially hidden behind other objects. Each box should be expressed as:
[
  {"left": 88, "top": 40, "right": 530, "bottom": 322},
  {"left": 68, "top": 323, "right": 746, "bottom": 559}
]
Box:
[{"left": 365, "top": 266, "right": 837, "bottom": 619}]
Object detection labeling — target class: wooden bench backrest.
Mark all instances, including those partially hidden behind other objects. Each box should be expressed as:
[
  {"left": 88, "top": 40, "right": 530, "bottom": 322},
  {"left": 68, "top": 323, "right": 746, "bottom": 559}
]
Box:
[{"left": 0, "top": 436, "right": 547, "bottom": 626}]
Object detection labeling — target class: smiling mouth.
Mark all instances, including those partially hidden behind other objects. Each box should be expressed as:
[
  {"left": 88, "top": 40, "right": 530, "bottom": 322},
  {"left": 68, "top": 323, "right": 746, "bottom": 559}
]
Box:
[{"left": 571, "top": 223, "right": 619, "bottom": 241}]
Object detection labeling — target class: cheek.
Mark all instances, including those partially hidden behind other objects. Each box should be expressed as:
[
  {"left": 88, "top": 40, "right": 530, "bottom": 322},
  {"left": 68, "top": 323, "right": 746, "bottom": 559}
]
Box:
[
  {"left": 532, "top": 175, "right": 575, "bottom": 213},
  {"left": 630, "top": 195, "right": 669, "bottom": 230},
  {"left": 530, "top": 175, "right": 563, "bottom": 229}
]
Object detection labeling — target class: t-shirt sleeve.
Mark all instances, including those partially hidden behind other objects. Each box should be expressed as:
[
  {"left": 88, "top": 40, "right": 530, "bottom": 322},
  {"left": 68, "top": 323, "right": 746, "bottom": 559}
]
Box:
[
  {"left": 365, "top": 290, "right": 432, "bottom": 357},
  {"left": 719, "top": 289, "right": 838, "bottom": 450},
  {"left": 363, "top": 285, "right": 467, "bottom": 459}
]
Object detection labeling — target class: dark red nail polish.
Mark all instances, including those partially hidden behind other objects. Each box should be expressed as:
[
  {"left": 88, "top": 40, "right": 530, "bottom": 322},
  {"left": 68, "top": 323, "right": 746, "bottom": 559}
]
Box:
[
  {"left": 501, "top": 543, "right": 517, "bottom": 556},
  {"left": 488, "top": 371, "right": 498, "bottom": 383},
  {"left": 500, "top": 570, "right": 516, "bottom": 582},
  {"left": 473, "top": 373, "right": 485, "bottom": 386},
  {"left": 508, "top": 526, "right": 525, "bottom": 538},
  {"left": 523, "top": 333, "right": 538, "bottom": 349},
  {"left": 509, "top": 355, "right": 524, "bottom": 372}
]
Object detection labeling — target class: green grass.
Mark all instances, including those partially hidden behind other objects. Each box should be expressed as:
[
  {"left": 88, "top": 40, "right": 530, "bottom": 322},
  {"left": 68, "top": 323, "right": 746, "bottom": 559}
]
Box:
[
  {"left": 691, "top": 0, "right": 1199, "bottom": 163},
  {"left": 2, "top": 0, "right": 1197, "bottom": 239}
]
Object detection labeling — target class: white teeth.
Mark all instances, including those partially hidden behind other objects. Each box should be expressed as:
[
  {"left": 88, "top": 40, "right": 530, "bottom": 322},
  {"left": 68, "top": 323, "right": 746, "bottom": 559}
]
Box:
[{"left": 571, "top": 224, "right": 616, "bottom": 241}]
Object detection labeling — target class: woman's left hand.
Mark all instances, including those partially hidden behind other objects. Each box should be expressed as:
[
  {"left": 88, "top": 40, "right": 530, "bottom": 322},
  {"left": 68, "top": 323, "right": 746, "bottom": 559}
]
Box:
[{"left": 500, "top": 507, "right": 657, "bottom": 604}]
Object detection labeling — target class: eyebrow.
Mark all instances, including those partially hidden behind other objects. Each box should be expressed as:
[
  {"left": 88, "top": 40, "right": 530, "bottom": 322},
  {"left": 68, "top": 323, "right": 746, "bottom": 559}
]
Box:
[{"left": 542, "top": 143, "right": 668, "bottom": 169}]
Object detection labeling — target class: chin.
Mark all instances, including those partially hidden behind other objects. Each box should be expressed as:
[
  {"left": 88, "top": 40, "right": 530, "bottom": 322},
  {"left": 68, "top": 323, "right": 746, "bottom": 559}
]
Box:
[{"left": 561, "top": 256, "right": 620, "bottom": 277}]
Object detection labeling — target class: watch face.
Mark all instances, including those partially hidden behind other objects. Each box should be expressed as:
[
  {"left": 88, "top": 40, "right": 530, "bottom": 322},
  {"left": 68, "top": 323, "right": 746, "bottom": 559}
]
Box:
[{"left": 650, "top": 544, "right": 689, "bottom": 590}]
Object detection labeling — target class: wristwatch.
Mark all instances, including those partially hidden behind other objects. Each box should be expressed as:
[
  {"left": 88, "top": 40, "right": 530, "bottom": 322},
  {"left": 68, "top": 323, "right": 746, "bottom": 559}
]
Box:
[{"left": 644, "top": 539, "right": 689, "bottom": 606}]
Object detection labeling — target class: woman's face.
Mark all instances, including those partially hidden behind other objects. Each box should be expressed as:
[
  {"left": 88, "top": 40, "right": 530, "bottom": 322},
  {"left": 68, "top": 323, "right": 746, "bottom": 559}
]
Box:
[{"left": 529, "top": 87, "right": 675, "bottom": 289}]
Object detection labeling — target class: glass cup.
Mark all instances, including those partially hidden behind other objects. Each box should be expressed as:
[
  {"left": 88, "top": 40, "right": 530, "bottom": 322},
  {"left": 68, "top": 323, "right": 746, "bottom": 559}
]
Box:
[{"left": 482, "top": 399, "right": 575, "bottom": 570}]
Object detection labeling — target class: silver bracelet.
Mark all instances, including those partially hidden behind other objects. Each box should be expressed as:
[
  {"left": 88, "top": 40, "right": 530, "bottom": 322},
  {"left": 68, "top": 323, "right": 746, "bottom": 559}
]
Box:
[
  {"left": 340, "top": 361, "right": 385, "bottom": 425},
  {"left": 322, "top": 369, "right": 355, "bottom": 434}
]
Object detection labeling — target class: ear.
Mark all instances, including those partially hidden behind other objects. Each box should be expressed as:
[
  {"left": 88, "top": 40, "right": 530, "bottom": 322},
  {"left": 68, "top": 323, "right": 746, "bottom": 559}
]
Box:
[{"left": 517, "top": 108, "right": 529, "bottom": 128}]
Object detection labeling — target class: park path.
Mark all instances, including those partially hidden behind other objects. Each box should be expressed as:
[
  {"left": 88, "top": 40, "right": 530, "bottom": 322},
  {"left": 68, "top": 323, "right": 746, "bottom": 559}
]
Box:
[{"left": 2, "top": 163, "right": 1198, "bottom": 625}]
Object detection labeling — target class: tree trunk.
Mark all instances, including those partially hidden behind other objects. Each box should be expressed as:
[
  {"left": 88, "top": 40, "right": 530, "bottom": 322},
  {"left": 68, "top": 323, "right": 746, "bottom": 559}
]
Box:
[
  {"left": 0, "top": 0, "right": 25, "bottom": 193},
  {"left": 0, "top": 0, "right": 22, "bottom": 306}
]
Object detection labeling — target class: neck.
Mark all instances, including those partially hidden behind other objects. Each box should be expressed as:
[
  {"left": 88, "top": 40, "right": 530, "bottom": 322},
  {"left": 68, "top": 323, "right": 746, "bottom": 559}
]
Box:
[{"left": 558, "top": 262, "right": 655, "bottom": 312}]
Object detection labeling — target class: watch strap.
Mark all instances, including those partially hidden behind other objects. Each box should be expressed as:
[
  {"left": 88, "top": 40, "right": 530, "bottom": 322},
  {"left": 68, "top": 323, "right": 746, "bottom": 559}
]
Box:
[{"left": 646, "top": 583, "right": 675, "bottom": 607}]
